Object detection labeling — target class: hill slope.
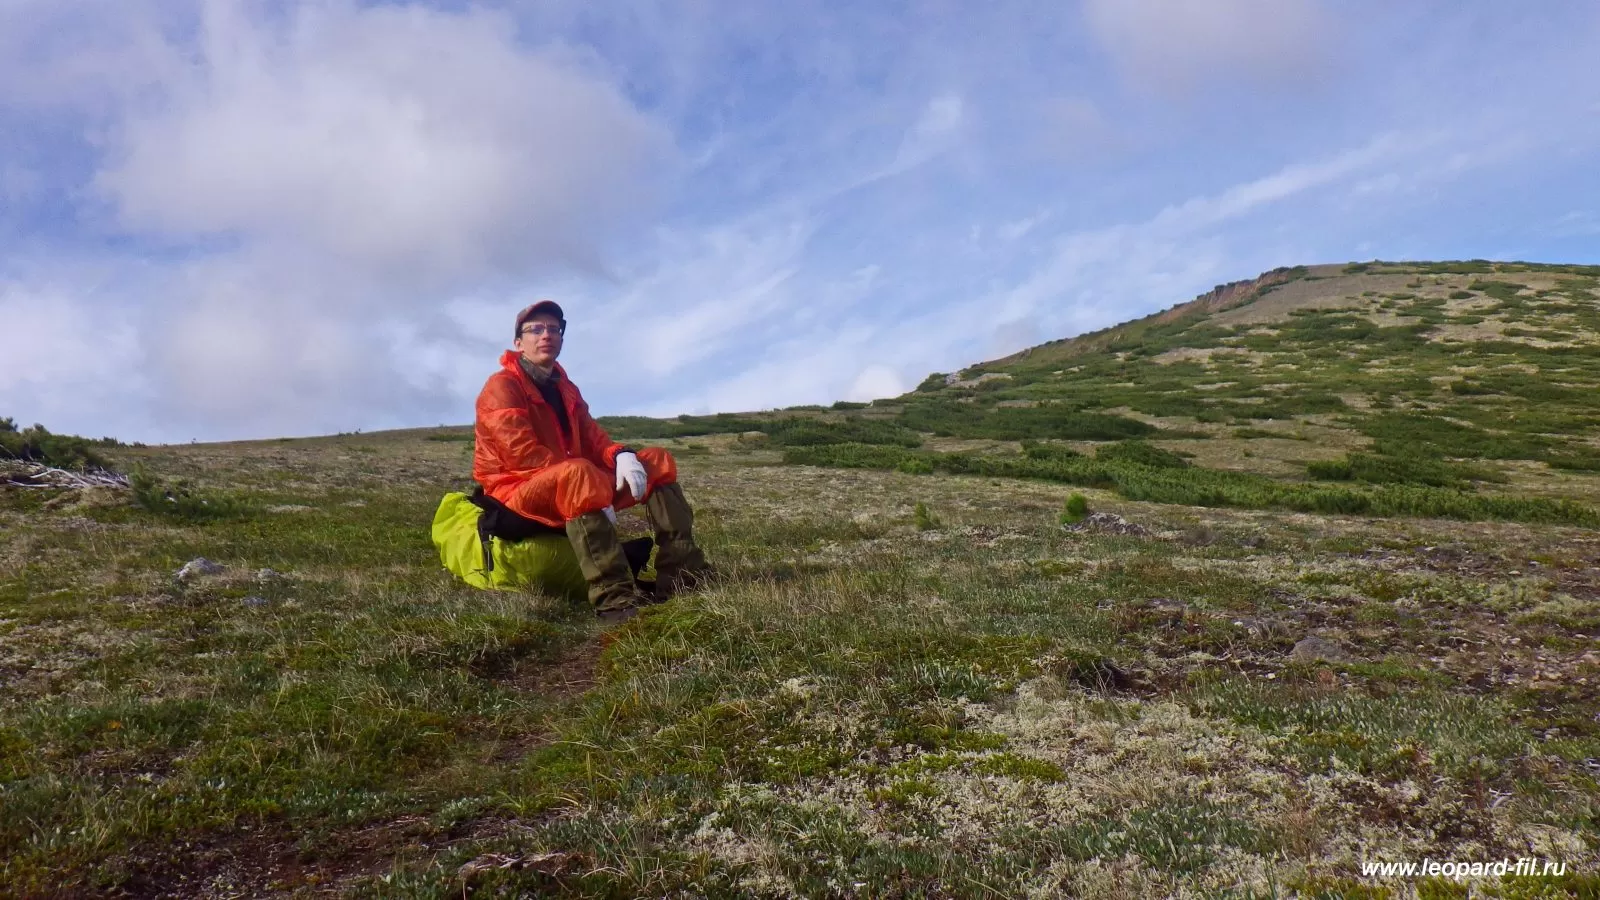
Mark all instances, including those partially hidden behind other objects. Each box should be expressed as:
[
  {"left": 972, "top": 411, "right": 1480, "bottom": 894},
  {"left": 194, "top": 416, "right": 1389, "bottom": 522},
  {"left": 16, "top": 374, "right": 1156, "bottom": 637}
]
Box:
[
  {"left": 602, "top": 260, "right": 1600, "bottom": 522},
  {"left": 922, "top": 260, "right": 1600, "bottom": 457}
]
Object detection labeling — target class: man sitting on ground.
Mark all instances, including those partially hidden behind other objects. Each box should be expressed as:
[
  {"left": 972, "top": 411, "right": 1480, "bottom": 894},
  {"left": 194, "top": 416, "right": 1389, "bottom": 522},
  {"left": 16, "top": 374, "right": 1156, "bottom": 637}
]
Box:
[{"left": 473, "top": 300, "right": 711, "bottom": 621}]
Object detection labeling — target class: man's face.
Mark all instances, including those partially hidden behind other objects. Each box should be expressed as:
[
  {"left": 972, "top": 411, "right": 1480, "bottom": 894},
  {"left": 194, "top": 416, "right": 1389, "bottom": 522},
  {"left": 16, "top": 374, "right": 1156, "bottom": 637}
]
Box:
[{"left": 516, "top": 313, "right": 564, "bottom": 368}]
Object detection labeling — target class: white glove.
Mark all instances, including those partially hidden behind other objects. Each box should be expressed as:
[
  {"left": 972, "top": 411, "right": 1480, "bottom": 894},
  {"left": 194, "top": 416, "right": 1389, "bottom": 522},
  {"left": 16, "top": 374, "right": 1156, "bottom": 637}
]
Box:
[
  {"left": 602, "top": 505, "right": 618, "bottom": 526},
  {"left": 614, "top": 451, "right": 647, "bottom": 500}
]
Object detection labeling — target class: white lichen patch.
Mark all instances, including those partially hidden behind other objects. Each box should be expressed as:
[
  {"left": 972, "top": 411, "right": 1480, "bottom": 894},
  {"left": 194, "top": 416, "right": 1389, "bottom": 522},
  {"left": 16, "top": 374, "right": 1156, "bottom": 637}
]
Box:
[
  {"left": 0, "top": 621, "right": 144, "bottom": 697},
  {"left": 675, "top": 675, "right": 1598, "bottom": 897},
  {"left": 1149, "top": 347, "right": 1269, "bottom": 366}
]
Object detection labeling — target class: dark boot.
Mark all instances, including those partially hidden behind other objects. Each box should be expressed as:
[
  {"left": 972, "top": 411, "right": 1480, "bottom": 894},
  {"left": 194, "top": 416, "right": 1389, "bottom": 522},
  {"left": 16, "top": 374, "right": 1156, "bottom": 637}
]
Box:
[
  {"left": 565, "top": 510, "right": 651, "bottom": 615},
  {"left": 643, "top": 482, "right": 713, "bottom": 601}
]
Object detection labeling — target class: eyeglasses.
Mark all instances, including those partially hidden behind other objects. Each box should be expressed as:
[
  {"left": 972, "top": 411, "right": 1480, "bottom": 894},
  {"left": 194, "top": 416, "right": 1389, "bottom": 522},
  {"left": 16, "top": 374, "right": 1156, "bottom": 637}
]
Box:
[{"left": 520, "top": 324, "right": 565, "bottom": 337}]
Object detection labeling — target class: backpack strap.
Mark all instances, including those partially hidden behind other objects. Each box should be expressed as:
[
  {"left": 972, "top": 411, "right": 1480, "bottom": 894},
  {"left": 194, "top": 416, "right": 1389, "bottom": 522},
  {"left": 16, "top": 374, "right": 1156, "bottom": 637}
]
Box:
[
  {"left": 477, "top": 514, "right": 496, "bottom": 573},
  {"left": 468, "top": 486, "right": 567, "bottom": 541}
]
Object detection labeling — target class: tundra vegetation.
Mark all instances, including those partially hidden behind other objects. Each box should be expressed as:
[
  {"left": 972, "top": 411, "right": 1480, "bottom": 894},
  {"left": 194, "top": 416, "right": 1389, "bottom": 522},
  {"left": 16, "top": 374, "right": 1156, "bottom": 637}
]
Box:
[{"left": 2, "top": 261, "right": 1599, "bottom": 897}]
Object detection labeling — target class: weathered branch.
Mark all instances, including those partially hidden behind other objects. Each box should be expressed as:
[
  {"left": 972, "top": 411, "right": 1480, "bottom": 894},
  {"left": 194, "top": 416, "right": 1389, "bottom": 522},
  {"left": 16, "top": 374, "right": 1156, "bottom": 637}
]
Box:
[{"left": 0, "top": 462, "right": 130, "bottom": 489}]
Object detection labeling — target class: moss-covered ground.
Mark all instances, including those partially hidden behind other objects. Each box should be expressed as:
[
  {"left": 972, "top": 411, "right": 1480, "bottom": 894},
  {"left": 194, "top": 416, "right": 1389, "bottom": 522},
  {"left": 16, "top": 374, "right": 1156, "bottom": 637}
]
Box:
[{"left": 3, "top": 261, "right": 1599, "bottom": 897}]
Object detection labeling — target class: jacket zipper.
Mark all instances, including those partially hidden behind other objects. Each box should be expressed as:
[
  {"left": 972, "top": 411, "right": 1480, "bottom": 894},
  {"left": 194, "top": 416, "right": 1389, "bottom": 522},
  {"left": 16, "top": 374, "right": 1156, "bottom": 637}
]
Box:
[{"left": 520, "top": 369, "right": 576, "bottom": 460}]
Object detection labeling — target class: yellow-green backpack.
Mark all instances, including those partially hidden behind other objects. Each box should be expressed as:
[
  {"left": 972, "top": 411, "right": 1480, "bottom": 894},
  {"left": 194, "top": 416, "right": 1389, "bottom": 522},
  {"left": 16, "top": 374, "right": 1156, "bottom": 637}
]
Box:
[
  {"left": 431, "top": 490, "right": 653, "bottom": 600},
  {"left": 430, "top": 492, "right": 588, "bottom": 599}
]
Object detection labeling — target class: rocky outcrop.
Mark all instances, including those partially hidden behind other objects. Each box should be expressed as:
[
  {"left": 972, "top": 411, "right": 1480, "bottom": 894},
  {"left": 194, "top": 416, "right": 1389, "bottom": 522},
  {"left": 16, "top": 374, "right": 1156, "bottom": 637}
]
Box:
[
  {"left": 980, "top": 265, "right": 1305, "bottom": 369},
  {"left": 1150, "top": 266, "right": 1301, "bottom": 324}
]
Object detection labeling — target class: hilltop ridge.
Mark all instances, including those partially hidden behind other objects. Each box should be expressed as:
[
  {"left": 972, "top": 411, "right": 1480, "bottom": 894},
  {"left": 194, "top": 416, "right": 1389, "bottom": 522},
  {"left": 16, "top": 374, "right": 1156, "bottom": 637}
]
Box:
[
  {"left": 982, "top": 263, "right": 1310, "bottom": 371},
  {"left": 965, "top": 259, "right": 1600, "bottom": 377}
]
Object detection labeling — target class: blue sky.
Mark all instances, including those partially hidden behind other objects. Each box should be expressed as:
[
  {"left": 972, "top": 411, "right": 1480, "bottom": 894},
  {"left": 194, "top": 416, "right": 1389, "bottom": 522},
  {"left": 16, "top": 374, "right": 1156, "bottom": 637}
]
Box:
[{"left": 2, "top": 0, "right": 1598, "bottom": 443}]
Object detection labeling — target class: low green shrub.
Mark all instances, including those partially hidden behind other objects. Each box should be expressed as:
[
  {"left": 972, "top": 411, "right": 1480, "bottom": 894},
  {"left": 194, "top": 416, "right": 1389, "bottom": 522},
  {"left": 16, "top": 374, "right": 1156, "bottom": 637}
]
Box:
[
  {"left": 597, "top": 414, "right": 922, "bottom": 447},
  {"left": 0, "top": 419, "right": 119, "bottom": 470},
  {"left": 130, "top": 467, "right": 258, "bottom": 524},
  {"left": 1548, "top": 452, "right": 1600, "bottom": 472},
  {"left": 1306, "top": 452, "right": 1498, "bottom": 489},
  {"left": 1356, "top": 413, "right": 1552, "bottom": 461},
  {"left": 1502, "top": 327, "right": 1577, "bottom": 341},
  {"left": 1232, "top": 428, "right": 1310, "bottom": 441},
  {"left": 787, "top": 443, "right": 919, "bottom": 471},
  {"left": 1205, "top": 395, "right": 1348, "bottom": 421},
  {"left": 767, "top": 420, "right": 923, "bottom": 448},
  {"left": 595, "top": 415, "right": 691, "bottom": 439},
  {"left": 1060, "top": 493, "right": 1089, "bottom": 524},
  {"left": 1273, "top": 312, "right": 1430, "bottom": 351},
  {"left": 1020, "top": 440, "right": 1083, "bottom": 462},
  {"left": 898, "top": 402, "right": 1155, "bottom": 441},
  {"left": 1418, "top": 260, "right": 1495, "bottom": 274},
  {"left": 1095, "top": 440, "right": 1189, "bottom": 469},
  {"left": 1467, "top": 280, "right": 1526, "bottom": 305},
  {"left": 781, "top": 444, "right": 1600, "bottom": 527}
]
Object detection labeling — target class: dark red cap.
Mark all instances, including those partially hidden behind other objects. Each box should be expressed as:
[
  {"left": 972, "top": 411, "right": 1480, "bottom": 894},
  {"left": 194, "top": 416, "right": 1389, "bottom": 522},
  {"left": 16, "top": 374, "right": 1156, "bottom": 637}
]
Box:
[{"left": 514, "top": 300, "right": 566, "bottom": 338}]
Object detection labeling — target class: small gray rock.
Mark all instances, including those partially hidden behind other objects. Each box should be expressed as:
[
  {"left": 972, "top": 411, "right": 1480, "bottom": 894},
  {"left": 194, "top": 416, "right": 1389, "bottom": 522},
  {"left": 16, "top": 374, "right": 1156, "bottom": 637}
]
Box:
[
  {"left": 240, "top": 595, "right": 270, "bottom": 608},
  {"left": 1146, "top": 597, "right": 1184, "bottom": 611},
  {"left": 1230, "top": 616, "right": 1270, "bottom": 635},
  {"left": 1291, "top": 635, "right": 1353, "bottom": 663},
  {"left": 257, "top": 568, "right": 283, "bottom": 583},
  {"left": 1064, "top": 512, "right": 1152, "bottom": 537},
  {"left": 175, "top": 558, "right": 224, "bottom": 580}
]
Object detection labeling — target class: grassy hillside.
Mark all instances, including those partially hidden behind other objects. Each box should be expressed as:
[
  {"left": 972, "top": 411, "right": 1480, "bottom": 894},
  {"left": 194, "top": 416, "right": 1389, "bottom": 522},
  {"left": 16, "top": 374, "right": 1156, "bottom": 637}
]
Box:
[
  {"left": 3, "top": 261, "right": 1599, "bottom": 897},
  {"left": 603, "top": 260, "right": 1600, "bottom": 522}
]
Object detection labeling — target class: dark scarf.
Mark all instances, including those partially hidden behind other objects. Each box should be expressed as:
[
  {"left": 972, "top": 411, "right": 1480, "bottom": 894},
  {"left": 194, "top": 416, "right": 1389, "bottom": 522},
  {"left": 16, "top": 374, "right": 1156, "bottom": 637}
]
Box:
[{"left": 518, "top": 357, "right": 571, "bottom": 440}]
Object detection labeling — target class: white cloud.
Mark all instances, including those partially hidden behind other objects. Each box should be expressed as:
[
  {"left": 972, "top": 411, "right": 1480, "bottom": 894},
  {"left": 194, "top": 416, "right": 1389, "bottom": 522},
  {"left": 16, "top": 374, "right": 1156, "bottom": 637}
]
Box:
[
  {"left": 0, "top": 0, "right": 675, "bottom": 441},
  {"left": 94, "top": 1, "right": 670, "bottom": 288},
  {"left": 985, "top": 318, "right": 1042, "bottom": 360},
  {"left": 997, "top": 211, "right": 1050, "bottom": 242},
  {"left": 1150, "top": 132, "right": 1416, "bottom": 231},
  {"left": 0, "top": 271, "right": 147, "bottom": 438},
  {"left": 545, "top": 216, "right": 813, "bottom": 387},
  {"left": 847, "top": 365, "right": 905, "bottom": 403},
  {"left": 890, "top": 93, "right": 965, "bottom": 172},
  {"left": 819, "top": 91, "right": 971, "bottom": 193},
  {"left": 619, "top": 134, "right": 1431, "bottom": 420},
  {"left": 1083, "top": 0, "right": 1332, "bottom": 91},
  {"left": 1545, "top": 210, "right": 1600, "bottom": 239},
  {"left": 0, "top": 0, "right": 189, "bottom": 113},
  {"left": 912, "top": 134, "right": 1431, "bottom": 365},
  {"left": 0, "top": 283, "right": 115, "bottom": 394},
  {"left": 652, "top": 328, "right": 898, "bottom": 416}
]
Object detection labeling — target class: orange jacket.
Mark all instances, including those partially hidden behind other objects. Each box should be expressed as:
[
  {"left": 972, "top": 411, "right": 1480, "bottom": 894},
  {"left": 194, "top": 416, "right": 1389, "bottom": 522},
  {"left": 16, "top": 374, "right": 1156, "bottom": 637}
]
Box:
[{"left": 473, "top": 351, "right": 628, "bottom": 502}]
